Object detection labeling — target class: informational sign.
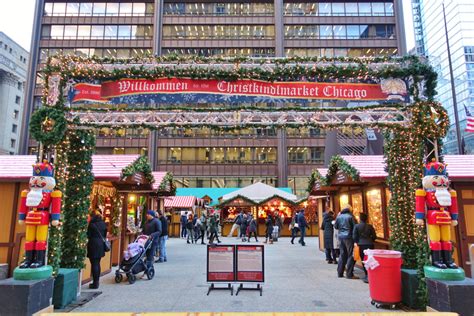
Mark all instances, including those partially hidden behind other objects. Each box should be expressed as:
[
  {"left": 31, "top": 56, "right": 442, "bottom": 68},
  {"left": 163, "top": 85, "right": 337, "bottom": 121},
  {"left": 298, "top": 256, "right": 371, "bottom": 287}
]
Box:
[
  {"left": 236, "top": 245, "right": 264, "bottom": 283},
  {"left": 366, "top": 128, "right": 377, "bottom": 141},
  {"left": 207, "top": 245, "right": 235, "bottom": 282},
  {"left": 70, "top": 78, "right": 408, "bottom": 106}
]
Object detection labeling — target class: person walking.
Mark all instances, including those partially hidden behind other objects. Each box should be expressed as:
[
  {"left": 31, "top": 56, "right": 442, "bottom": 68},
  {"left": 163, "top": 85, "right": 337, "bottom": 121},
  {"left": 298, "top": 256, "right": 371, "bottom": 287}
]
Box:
[
  {"left": 321, "top": 210, "right": 337, "bottom": 264},
  {"left": 290, "top": 211, "right": 300, "bottom": 244},
  {"left": 143, "top": 210, "right": 162, "bottom": 269},
  {"left": 87, "top": 211, "right": 107, "bottom": 289},
  {"left": 353, "top": 213, "right": 377, "bottom": 283},
  {"left": 264, "top": 214, "right": 274, "bottom": 244},
  {"left": 186, "top": 214, "right": 194, "bottom": 244},
  {"left": 297, "top": 209, "right": 309, "bottom": 246},
  {"left": 227, "top": 211, "right": 242, "bottom": 238},
  {"left": 180, "top": 212, "right": 188, "bottom": 238},
  {"left": 157, "top": 210, "right": 168, "bottom": 263},
  {"left": 199, "top": 213, "right": 208, "bottom": 244},
  {"left": 240, "top": 213, "right": 248, "bottom": 241},
  {"left": 247, "top": 214, "right": 258, "bottom": 242},
  {"left": 208, "top": 213, "right": 221, "bottom": 244},
  {"left": 274, "top": 212, "right": 283, "bottom": 238},
  {"left": 193, "top": 214, "right": 200, "bottom": 243},
  {"left": 334, "top": 205, "right": 357, "bottom": 279}
]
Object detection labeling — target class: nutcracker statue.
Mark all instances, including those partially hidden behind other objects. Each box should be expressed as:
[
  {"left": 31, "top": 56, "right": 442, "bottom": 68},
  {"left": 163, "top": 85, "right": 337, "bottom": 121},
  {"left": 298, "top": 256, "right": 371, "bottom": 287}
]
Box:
[
  {"left": 415, "top": 159, "right": 464, "bottom": 279},
  {"left": 17, "top": 161, "right": 62, "bottom": 270}
]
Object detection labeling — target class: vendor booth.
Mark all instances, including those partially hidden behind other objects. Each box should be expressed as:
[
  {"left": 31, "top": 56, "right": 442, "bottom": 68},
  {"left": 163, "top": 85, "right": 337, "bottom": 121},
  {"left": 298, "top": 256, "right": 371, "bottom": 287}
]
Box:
[
  {"left": 309, "top": 155, "right": 390, "bottom": 251},
  {"left": 164, "top": 196, "right": 205, "bottom": 237},
  {"left": 310, "top": 154, "right": 474, "bottom": 276},
  {"left": 217, "top": 182, "right": 318, "bottom": 237},
  {"left": 0, "top": 155, "right": 173, "bottom": 282}
]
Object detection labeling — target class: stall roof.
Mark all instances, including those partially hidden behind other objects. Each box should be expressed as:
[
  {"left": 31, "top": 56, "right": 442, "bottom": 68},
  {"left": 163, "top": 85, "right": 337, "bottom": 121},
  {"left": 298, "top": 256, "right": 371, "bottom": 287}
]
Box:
[
  {"left": 0, "top": 154, "right": 143, "bottom": 182},
  {"left": 221, "top": 182, "right": 297, "bottom": 202},
  {"left": 444, "top": 155, "right": 474, "bottom": 180},
  {"left": 151, "top": 171, "right": 169, "bottom": 190},
  {"left": 92, "top": 155, "right": 140, "bottom": 181},
  {"left": 164, "top": 196, "right": 198, "bottom": 208},
  {"left": 339, "top": 155, "right": 387, "bottom": 180}
]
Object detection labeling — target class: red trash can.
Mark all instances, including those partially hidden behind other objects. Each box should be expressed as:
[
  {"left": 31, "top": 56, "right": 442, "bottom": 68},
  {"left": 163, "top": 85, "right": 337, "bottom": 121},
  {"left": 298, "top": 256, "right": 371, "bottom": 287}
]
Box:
[{"left": 363, "top": 249, "right": 403, "bottom": 308}]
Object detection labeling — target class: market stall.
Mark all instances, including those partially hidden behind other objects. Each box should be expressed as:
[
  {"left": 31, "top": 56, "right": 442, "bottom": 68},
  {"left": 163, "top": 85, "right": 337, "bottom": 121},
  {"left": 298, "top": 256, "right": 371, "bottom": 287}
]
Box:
[
  {"left": 217, "top": 182, "right": 318, "bottom": 236},
  {"left": 164, "top": 196, "right": 204, "bottom": 237},
  {"left": 309, "top": 156, "right": 390, "bottom": 251},
  {"left": 0, "top": 154, "right": 165, "bottom": 282}
]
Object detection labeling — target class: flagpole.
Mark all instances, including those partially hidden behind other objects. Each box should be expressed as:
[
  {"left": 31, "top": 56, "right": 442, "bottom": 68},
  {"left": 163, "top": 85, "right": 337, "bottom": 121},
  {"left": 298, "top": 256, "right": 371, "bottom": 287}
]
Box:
[{"left": 443, "top": 1, "right": 464, "bottom": 154}]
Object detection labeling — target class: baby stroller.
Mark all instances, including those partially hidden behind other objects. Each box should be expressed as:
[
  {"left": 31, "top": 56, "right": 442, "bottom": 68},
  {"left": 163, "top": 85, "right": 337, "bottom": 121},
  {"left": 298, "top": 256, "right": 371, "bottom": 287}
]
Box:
[{"left": 115, "top": 235, "right": 155, "bottom": 284}]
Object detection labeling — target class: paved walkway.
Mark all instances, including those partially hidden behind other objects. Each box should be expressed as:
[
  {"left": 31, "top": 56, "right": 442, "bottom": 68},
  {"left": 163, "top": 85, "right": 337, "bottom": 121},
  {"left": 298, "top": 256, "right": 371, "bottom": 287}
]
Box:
[{"left": 75, "top": 237, "right": 384, "bottom": 313}]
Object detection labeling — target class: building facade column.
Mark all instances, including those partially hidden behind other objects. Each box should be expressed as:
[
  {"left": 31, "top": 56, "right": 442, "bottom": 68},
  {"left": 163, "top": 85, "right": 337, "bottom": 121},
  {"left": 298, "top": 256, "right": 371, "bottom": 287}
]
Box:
[
  {"left": 19, "top": 0, "right": 44, "bottom": 154},
  {"left": 277, "top": 129, "right": 288, "bottom": 187},
  {"left": 394, "top": 0, "right": 407, "bottom": 55},
  {"left": 274, "top": 0, "right": 285, "bottom": 57},
  {"left": 148, "top": 0, "right": 164, "bottom": 170}
]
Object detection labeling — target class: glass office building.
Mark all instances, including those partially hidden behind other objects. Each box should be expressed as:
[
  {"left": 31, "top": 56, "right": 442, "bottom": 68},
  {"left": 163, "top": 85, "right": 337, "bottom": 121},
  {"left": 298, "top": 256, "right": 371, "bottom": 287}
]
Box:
[
  {"left": 413, "top": 0, "right": 474, "bottom": 154},
  {"left": 21, "top": 0, "right": 406, "bottom": 196}
]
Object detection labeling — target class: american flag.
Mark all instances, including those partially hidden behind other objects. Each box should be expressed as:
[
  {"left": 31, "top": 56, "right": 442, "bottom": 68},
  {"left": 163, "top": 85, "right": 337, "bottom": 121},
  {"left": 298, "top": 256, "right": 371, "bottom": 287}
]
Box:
[{"left": 466, "top": 105, "right": 474, "bottom": 132}]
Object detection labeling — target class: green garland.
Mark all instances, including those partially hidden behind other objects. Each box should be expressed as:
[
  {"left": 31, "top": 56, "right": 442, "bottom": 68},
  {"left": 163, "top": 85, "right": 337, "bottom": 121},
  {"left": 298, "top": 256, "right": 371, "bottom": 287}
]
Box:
[
  {"left": 29, "top": 106, "right": 67, "bottom": 146},
  {"left": 307, "top": 169, "right": 326, "bottom": 192},
  {"left": 43, "top": 55, "right": 438, "bottom": 101},
  {"left": 60, "top": 129, "right": 95, "bottom": 269},
  {"left": 122, "top": 155, "right": 155, "bottom": 184},
  {"left": 325, "top": 155, "right": 360, "bottom": 183},
  {"left": 158, "top": 172, "right": 176, "bottom": 195},
  {"left": 110, "top": 194, "right": 122, "bottom": 237}
]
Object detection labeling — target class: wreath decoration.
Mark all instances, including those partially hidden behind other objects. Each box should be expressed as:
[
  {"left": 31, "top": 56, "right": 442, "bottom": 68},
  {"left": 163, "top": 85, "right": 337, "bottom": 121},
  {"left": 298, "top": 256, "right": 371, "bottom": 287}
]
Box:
[{"left": 29, "top": 106, "right": 67, "bottom": 146}]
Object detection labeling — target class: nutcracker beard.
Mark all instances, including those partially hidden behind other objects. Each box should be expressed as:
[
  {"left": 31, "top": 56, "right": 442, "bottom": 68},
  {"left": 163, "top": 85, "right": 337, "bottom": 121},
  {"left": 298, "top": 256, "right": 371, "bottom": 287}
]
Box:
[
  {"left": 26, "top": 188, "right": 43, "bottom": 207},
  {"left": 434, "top": 188, "right": 451, "bottom": 206}
]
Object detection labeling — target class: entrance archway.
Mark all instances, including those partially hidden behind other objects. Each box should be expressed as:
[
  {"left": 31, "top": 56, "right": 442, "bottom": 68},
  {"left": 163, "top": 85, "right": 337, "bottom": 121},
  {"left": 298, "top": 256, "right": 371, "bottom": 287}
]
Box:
[{"left": 31, "top": 55, "right": 448, "bottom": 303}]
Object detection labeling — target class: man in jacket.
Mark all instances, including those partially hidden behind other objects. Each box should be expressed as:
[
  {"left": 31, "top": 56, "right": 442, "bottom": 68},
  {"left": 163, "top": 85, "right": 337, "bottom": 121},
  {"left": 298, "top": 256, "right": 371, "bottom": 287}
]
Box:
[
  {"left": 157, "top": 210, "right": 168, "bottom": 263},
  {"left": 297, "top": 209, "right": 309, "bottom": 246},
  {"left": 353, "top": 213, "right": 376, "bottom": 282},
  {"left": 227, "top": 211, "right": 242, "bottom": 238},
  {"left": 180, "top": 212, "right": 188, "bottom": 238},
  {"left": 143, "top": 210, "right": 162, "bottom": 268},
  {"left": 334, "top": 206, "right": 357, "bottom": 279}
]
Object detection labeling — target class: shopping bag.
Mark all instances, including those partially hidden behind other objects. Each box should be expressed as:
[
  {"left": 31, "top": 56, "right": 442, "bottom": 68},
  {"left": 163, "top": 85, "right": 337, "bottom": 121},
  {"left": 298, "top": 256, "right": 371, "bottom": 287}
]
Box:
[{"left": 353, "top": 244, "right": 361, "bottom": 262}]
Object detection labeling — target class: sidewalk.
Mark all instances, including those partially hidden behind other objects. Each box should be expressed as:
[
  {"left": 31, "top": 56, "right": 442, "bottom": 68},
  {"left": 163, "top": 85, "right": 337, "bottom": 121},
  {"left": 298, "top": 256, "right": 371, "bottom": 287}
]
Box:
[{"left": 75, "top": 237, "right": 383, "bottom": 313}]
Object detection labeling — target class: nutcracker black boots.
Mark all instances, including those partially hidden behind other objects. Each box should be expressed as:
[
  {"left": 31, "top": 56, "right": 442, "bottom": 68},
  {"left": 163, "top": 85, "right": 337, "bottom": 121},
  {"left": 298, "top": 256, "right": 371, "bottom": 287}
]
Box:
[
  {"left": 442, "top": 250, "right": 458, "bottom": 269},
  {"left": 431, "top": 250, "right": 447, "bottom": 269},
  {"left": 19, "top": 250, "right": 34, "bottom": 269}
]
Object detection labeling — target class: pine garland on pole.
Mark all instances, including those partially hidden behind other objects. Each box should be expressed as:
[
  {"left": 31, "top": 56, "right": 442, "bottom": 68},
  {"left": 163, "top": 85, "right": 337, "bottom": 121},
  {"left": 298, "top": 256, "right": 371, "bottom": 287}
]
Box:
[{"left": 60, "top": 129, "right": 95, "bottom": 269}]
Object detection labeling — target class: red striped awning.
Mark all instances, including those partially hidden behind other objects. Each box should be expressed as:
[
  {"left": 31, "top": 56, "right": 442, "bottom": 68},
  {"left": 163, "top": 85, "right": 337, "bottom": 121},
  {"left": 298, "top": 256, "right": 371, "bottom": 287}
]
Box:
[
  {"left": 164, "top": 196, "right": 196, "bottom": 208},
  {"left": 152, "top": 171, "right": 168, "bottom": 190}
]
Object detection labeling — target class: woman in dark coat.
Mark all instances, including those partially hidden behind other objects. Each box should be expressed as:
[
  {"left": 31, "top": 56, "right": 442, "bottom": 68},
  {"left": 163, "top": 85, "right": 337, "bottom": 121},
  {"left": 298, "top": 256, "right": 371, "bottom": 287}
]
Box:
[
  {"left": 264, "top": 214, "right": 274, "bottom": 244},
  {"left": 247, "top": 215, "right": 258, "bottom": 242},
  {"left": 87, "top": 212, "right": 107, "bottom": 289},
  {"left": 321, "top": 211, "right": 337, "bottom": 264}
]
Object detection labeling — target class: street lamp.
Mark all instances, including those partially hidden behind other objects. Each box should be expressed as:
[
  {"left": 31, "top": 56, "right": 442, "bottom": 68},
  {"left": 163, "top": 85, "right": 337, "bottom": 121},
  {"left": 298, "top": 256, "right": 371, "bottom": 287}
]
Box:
[{"left": 442, "top": 0, "right": 464, "bottom": 154}]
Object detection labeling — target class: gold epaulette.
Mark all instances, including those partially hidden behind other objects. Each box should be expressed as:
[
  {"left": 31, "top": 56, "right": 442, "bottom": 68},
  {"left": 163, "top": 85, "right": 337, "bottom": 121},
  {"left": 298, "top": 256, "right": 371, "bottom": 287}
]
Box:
[
  {"left": 415, "top": 189, "right": 426, "bottom": 197},
  {"left": 450, "top": 190, "right": 457, "bottom": 197},
  {"left": 21, "top": 190, "right": 28, "bottom": 197},
  {"left": 51, "top": 190, "right": 62, "bottom": 198}
]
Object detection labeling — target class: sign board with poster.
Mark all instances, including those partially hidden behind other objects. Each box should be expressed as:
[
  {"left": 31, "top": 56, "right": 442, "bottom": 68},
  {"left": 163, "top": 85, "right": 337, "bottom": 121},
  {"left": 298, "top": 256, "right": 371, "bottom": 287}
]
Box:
[
  {"left": 235, "top": 245, "right": 264, "bottom": 295},
  {"left": 236, "top": 245, "right": 264, "bottom": 282},
  {"left": 206, "top": 245, "right": 235, "bottom": 295}
]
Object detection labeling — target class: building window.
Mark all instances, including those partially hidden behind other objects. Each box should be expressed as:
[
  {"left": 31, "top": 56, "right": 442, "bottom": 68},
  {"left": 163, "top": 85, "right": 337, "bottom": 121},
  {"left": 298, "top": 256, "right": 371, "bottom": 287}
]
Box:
[
  {"left": 17, "top": 82, "right": 22, "bottom": 90},
  {"left": 42, "top": 24, "right": 153, "bottom": 40},
  {"left": 13, "top": 110, "right": 19, "bottom": 119},
  {"left": 162, "top": 25, "right": 274, "bottom": 40},
  {"left": 10, "top": 139, "right": 16, "bottom": 148},
  {"left": 12, "top": 124, "right": 17, "bottom": 133},
  {"left": 15, "top": 96, "right": 21, "bottom": 104}
]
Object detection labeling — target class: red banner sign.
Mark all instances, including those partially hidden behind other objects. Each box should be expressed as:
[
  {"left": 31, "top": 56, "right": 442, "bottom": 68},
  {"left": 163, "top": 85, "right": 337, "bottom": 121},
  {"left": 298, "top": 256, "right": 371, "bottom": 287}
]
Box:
[
  {"left": 72, "top": 78, "right": 407, "bottom": 103},
  {"left": 207, "top": 245, "right": 235, "bottom": 282},
  {"left": 236, "top": 245, "right": 264, "bottom": 282}
]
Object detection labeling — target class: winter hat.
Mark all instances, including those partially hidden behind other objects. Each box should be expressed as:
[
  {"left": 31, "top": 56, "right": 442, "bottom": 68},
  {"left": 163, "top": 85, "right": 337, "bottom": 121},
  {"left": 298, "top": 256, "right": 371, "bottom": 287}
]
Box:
[{"left": 147, "top": 210, "right": 155, "bottom": 217}]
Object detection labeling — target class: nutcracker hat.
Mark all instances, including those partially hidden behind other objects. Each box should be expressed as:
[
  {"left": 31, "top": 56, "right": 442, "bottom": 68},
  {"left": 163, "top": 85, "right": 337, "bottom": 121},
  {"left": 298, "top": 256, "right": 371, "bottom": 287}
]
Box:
[
  {"left": 424, "top": 159, "right": 447, "bottom": 176},
  {"left": 32, "top": 160, "right": 54, "bottom": 177}
]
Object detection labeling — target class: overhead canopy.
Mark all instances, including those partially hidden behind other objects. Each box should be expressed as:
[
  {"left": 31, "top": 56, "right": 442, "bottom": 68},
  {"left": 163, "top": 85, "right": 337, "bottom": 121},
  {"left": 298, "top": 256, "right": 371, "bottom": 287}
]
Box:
[
  {"left": 176, "top": 188, "right": 239, "bottom": 206},
  {"left": 221, "top": 182, "right": 297, "bottom": 203},
  {"left": 164, "top": 196, "right": 201, "bottom": 209},
  {"left": 444, "top": 155, "right": 474, "bottom": 180},
  {"left": 92, "top": 155, "right": 140, "bottom": 181}
]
